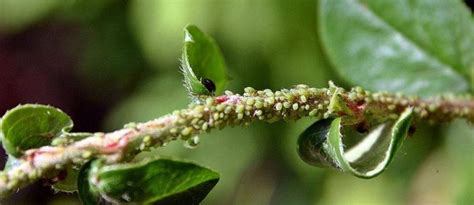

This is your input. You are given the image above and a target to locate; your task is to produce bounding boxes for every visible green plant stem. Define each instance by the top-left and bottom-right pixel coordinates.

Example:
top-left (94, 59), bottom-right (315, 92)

top-left (0, 84), bottom-right (473, 197)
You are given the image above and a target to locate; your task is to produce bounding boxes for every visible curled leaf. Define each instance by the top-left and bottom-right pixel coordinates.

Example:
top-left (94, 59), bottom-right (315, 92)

top-left (297, 108), bottom-right (414, 178)
top-left (181, 25), bottom-right (230, 97)
top-left (0, 104), bottom-right (73, 157)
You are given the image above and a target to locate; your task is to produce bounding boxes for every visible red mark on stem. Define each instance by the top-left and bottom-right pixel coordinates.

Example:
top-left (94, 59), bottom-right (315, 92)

top-left (216, 96), bottom-right (229, 103)
top-left (105, 141), bottom-right (118, 149)
top-left (26, 152), bottom-right (38, 165)
top-left (347, 101), bottom-right (366, 114)
top-left (103, 132), bottom-right (132, 153)
top-left (26, 147), bottom-right (58, 167)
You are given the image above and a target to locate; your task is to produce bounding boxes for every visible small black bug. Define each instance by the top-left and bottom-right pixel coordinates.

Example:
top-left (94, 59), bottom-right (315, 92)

top-left (201, 78), bottom-right (216, 93)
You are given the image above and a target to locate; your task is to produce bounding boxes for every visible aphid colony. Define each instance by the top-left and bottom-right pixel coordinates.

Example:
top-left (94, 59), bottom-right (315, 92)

top-left (161, 85), bottom-right (333, 147)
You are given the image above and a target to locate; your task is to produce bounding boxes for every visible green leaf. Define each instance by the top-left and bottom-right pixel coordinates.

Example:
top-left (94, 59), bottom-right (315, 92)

top-left (319, 0), bottom-right (474, 96)
top-left (77, 159), bottom-right (103, 205)
top-left (297, 117), bottom-right (337, 168)
top-left (88, 158), bottom-right (219, 204)
top-left (0, 104), bottom-right (73, 157)
top-left (181, 25), bottom-right (230, 96)
top-left (327, 82), bottom-right (354, 119)
top-left (298, 108), bottom-right (414, 178)
top-left (52, 165), bottom-right (80, 192)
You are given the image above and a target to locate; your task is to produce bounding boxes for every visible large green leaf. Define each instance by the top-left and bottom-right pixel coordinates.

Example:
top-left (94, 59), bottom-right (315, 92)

top-left (319, 0), bottom-right (474, 96)
top-left (181, 25), bottom-right (230, 96)
top-left (0, 104), bottom-right (73, 157)
top-left (298, 108), bottom-right (414, 178)
top-left (83, 158), bottom-right (219, 204)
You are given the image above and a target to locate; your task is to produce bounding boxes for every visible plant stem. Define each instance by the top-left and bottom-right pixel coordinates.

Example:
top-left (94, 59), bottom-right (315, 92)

top-left (0, 84), bottom-right (473, 197)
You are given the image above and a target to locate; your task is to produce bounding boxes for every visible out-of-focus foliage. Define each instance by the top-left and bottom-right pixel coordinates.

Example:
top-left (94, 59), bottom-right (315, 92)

top-left (0, 0), bottom-right (61, 33)
top-left (0, 0), bottom-right (473, 204)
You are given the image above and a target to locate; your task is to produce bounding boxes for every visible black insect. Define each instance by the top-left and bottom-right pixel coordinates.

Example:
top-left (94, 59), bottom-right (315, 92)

top-left (201, 78), bottom-right (216, 93)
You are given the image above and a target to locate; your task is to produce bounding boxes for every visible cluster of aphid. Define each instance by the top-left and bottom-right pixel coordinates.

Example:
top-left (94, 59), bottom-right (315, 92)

top-left (155, 84), bottom-right (335, 148)
top-left (364, 90), bottom-right (474, 124)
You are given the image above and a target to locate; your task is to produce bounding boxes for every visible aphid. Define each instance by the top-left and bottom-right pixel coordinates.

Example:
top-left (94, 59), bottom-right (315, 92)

top-left (201, 78), bottom-right (216, 94)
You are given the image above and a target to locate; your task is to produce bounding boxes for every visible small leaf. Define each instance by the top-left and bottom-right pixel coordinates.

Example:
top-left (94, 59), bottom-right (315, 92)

top-left (319, 0), bottom-right (474, 96)
top-left (327, 83), bottom-right (354, 118)
top-left (52, 165), bottom-right (80, 192)
top-left (181, 25), bottom-right (230, 96)
top-left (77, 159), bottom-right (103, 205)
top-left (297, 108), bottom-right (414, 178)
top-left (0, 104), bottom-right (73, 157)
top-left (92, 158), bottom-right (219, 204)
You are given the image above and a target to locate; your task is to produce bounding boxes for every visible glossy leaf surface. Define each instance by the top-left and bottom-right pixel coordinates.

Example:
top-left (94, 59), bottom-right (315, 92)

top-left (319, 0), bottom-right (474, 96)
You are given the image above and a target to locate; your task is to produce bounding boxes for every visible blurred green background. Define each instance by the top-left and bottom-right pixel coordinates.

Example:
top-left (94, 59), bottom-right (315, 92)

top-left (0, 0), bottom-right (472, 204)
